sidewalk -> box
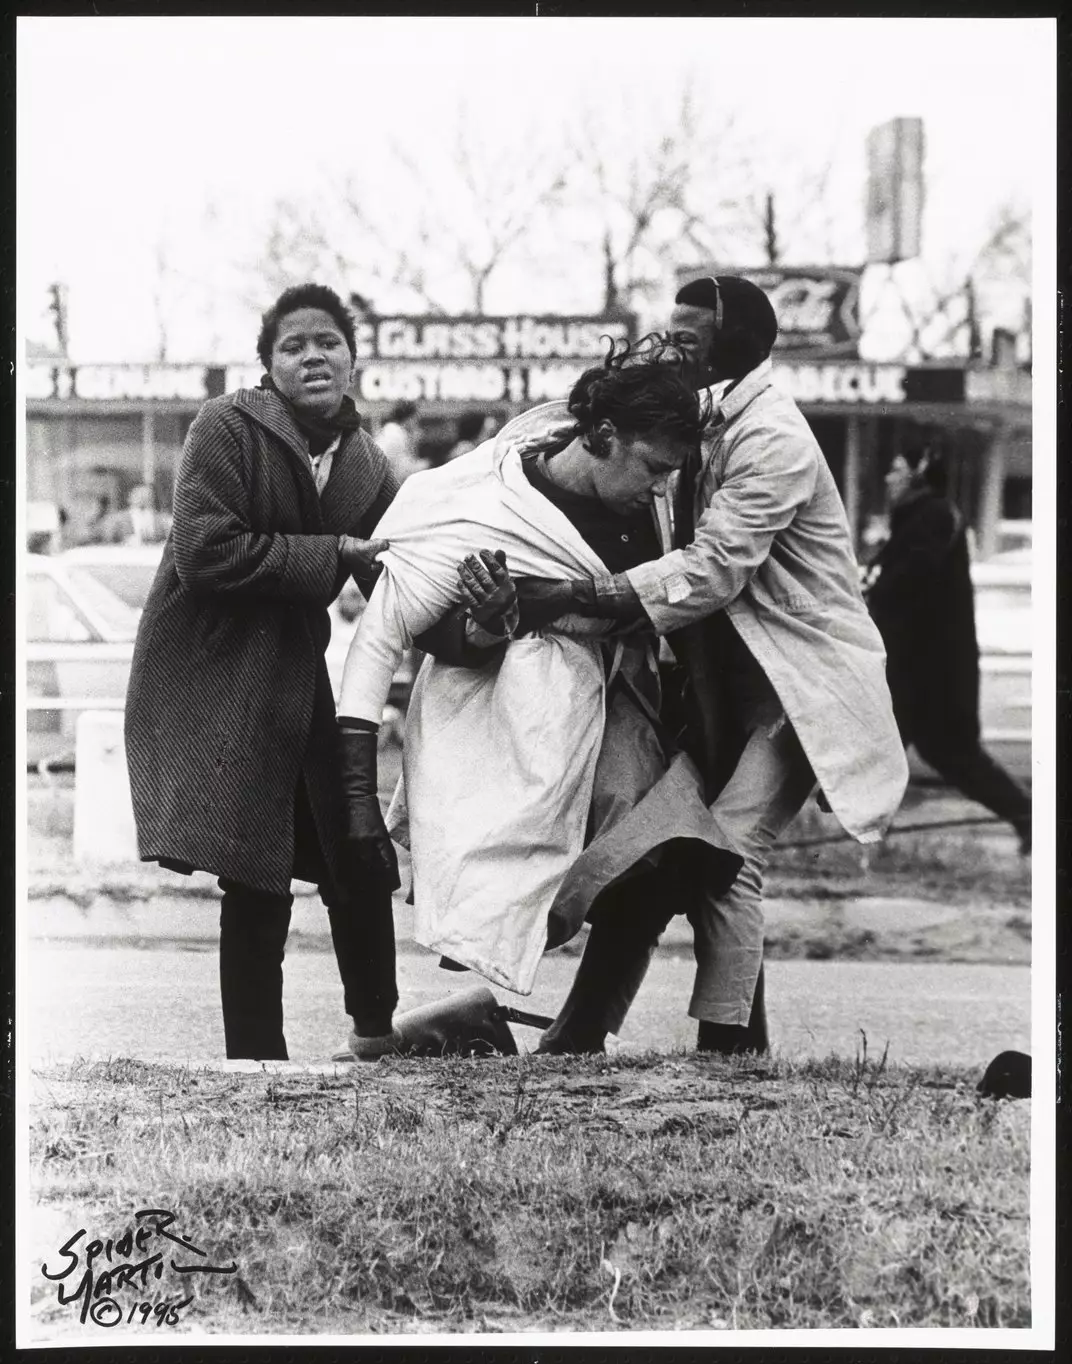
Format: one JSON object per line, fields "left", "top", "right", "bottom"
{"left": 24, "top": 778, "right": 1031, "bottom": 966}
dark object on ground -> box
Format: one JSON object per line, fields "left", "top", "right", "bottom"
{"left": 333, "top": 986, "right": 553, "bottom": 1060}
{"left": 978, "top": 1049, "right": 1031, "bottom": 1099}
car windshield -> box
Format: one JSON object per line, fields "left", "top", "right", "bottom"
{"left": 63, "top": 564, "right": 155, "bottom": 639}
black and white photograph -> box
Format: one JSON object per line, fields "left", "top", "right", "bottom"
{"left": 15, "top": 14, "right": 1056, "bottom": 1346}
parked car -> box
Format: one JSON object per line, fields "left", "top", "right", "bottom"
{"left": 26, "top": 546, "right": 161, "bottom": 769}
{"left": 25, "top": 545, "right": 404, "bottom": 768}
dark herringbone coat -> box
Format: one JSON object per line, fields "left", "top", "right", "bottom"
{"left": 125, "top": 387, "right": 398, "bottom": 897}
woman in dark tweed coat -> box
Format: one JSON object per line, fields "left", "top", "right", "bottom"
{"left": 125, "top": 284, "right": 404, "bottom": 1061}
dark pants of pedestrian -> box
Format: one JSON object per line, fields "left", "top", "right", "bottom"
{"left": 218, "top": 781, "right": 397, "bottom": 1060}
{"left": 909, "top": 725, "right": 1031, "bottom": 845}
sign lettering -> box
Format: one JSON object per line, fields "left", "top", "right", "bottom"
{"left": 676, "top": 266, "right": 862, "bottom": 359}
{"left": 773, "top": 362, "right": 907, "bottom": 405}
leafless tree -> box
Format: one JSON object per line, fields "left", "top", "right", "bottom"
{"left": 564, "top": 82, "right": 854, "bottom": 325}
{"left": 872, "top": 199, "right": 1032, "bottom": 362}
{"left": 564, "top": 82, "right": 752, "bottom": 317}
{"left": 240, "top": 106, "right": 570, "bottom": 315}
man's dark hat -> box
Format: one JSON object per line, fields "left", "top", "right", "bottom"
{"left": 675, "top": 275, "right": 779, "bottom": 354}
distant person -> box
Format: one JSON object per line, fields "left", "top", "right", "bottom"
{"left": 103, "top": 484, "right": 172, "bottom": 545}
{"left": 78, "top": 493, "right": 114, "bottom": 545}
{"left": 864, "top": 446, "right": 1032, "bottom": 854}
{"left": 376, "top": 400, "right": 427, "bottom": 482}
{"left": 446, "top": 410, "right": 491, "bottom": 461}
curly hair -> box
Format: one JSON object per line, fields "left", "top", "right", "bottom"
{"left": 567, "top": 333, "right": 710, "bottom": 458}
{"left": 256, "top": 283, "right": 357, "bottom": 369}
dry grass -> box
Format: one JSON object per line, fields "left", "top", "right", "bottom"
{"left": 27, "top": 1049, "right": 1030, "bottom": 1337}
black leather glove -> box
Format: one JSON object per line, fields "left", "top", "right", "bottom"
{"left": 514, "top": 578, "right": 596, "bottom": 635}
{"left": 458, "top": 549, "right": 518, "bottom": 635}
{"left": 337, "top": 725, "right": 400, "bottom": 890}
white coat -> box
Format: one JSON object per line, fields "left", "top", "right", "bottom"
{"left": 337, "top": 406, "right": 741, "bottom": 992}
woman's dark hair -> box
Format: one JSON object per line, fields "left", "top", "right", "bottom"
{"left": 903, "top": 444, "right": 950, "bottom": 496}
{"left": 256, "top": 283, "right": 356, "bottom": 369}
{"left": 567, "top": 333, "right": 710, "bottom": 457}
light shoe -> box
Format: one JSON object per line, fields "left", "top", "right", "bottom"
{"left": 345, "top": 1029, "right": 405, "bottom": 1061}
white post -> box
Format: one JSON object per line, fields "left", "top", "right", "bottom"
{"left": 141, "top": 409, "right": 156, "bottom": 492}
{"left": 844, "top": 415, "right": 861, "bottom": 550}
{"left": 977, "top": 426, "right": 1006, "bottom": 560}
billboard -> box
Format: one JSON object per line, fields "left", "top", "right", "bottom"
{"left": 675, "top": 266, "right": 862, "bottom": 359}
{"left": 865, "top": 116, "right": 925, "bottom": 263}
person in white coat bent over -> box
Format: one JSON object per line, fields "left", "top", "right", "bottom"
{"left": 333, "top": 337, "right": 745, "bottom": 1057}
{"left": 514, "top": 276, "right": 909, "bottom": 1055}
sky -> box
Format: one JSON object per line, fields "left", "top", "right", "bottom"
{"left": 17, "top": 16, "right": 1055, "bottom": 363}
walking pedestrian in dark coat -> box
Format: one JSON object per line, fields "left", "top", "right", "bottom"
{"left": 125, "top": 284, "right": 403, "bottom": 1060}
{"left": 865, "top": 446, "right": 1031, "bottom": 852}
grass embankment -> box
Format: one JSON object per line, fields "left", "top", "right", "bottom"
{"left": 29, "top": 1050, "right": 1030, "bottom": 1336}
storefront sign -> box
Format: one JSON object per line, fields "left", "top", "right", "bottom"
{"left": 773, "top": 361, "right": 907, "bottom": 405}
{"left": 354, "top": 362, "right": 591, "bottom": 405}
{"left": 352, "top": 314, "right": 632, "bottom": 363}
{"left": 27, "top": 363, "right": 212, "bottom": 402}
{"left": 676, "top": 266, "right": 862, "bottom": 358}
{"left": 27, "top": 313, "right": 635, "bottom": 409}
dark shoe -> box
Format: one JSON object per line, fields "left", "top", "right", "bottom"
{"left": 536, "top": 1031, "right": 606, "bottom": 1056}
{"left": 696, "top": 1020, "right": 768, "bottom": 1056}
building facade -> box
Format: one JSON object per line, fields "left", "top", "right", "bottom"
{"left": 25, "top": 298, "right": 1031, "bottom": 557}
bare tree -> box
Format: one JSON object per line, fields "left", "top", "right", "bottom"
{"left": 151, "top": 234, "right": 173, "bottom": 363}
{"left": 565, "top": 82, "right": 754, "bottom": 316}
{"left": 871, "top": 199, "right": 1032, "bottom": 362}
{"left": 238, "top": 106, "right": 570, "bottom": 315}
{"left": 564, "top": 83, "right": 854, "bottom": 325}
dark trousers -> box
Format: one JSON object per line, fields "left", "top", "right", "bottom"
{"left": 218, "top": 782, "right": 397, "bottom": 1061}
{"left": 538, "top": 871, "right": 671, "bottom": 1054}
{"left": 538, "top": 875, "right": 769, "bottom": 1055}
{"left": 912, "top": 728, "right": 1031, "bottom": 835}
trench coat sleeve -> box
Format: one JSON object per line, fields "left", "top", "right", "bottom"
{"left": 336, "top": 571, "right": 413, "bottom": 722}
{"left": 866, "top": 499, "right": 959, "bottom": 612}
{"left": 172, "top": 405, "right": 341, "bottom": 604}
{"left": 624, "top": 420, "right": 818, "bottom": 635}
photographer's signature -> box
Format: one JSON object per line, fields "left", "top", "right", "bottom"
{"left": 41, "top": 1207, "right": 238, "bottom": 1327}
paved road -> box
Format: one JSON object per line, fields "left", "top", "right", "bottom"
{"left": 23, "top": 935, "right": 1030, "bottom": 1072}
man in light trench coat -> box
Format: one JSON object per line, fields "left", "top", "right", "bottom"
{"left": 515, "top": 275, "right": 909, "bottom": 1055}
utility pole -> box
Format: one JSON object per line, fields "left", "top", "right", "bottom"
{"left": 763, "top": 192, "right": 779, "bottom": 266}
{"left": 964, "top": 276, "right": 982, "bottom": 361}
{"left": 48, "top": 282, "right": 69, "bottom": 358}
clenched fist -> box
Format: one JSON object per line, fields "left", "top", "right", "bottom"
{"left": 338, "top": 535, "right": 390, "bottom": 578}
